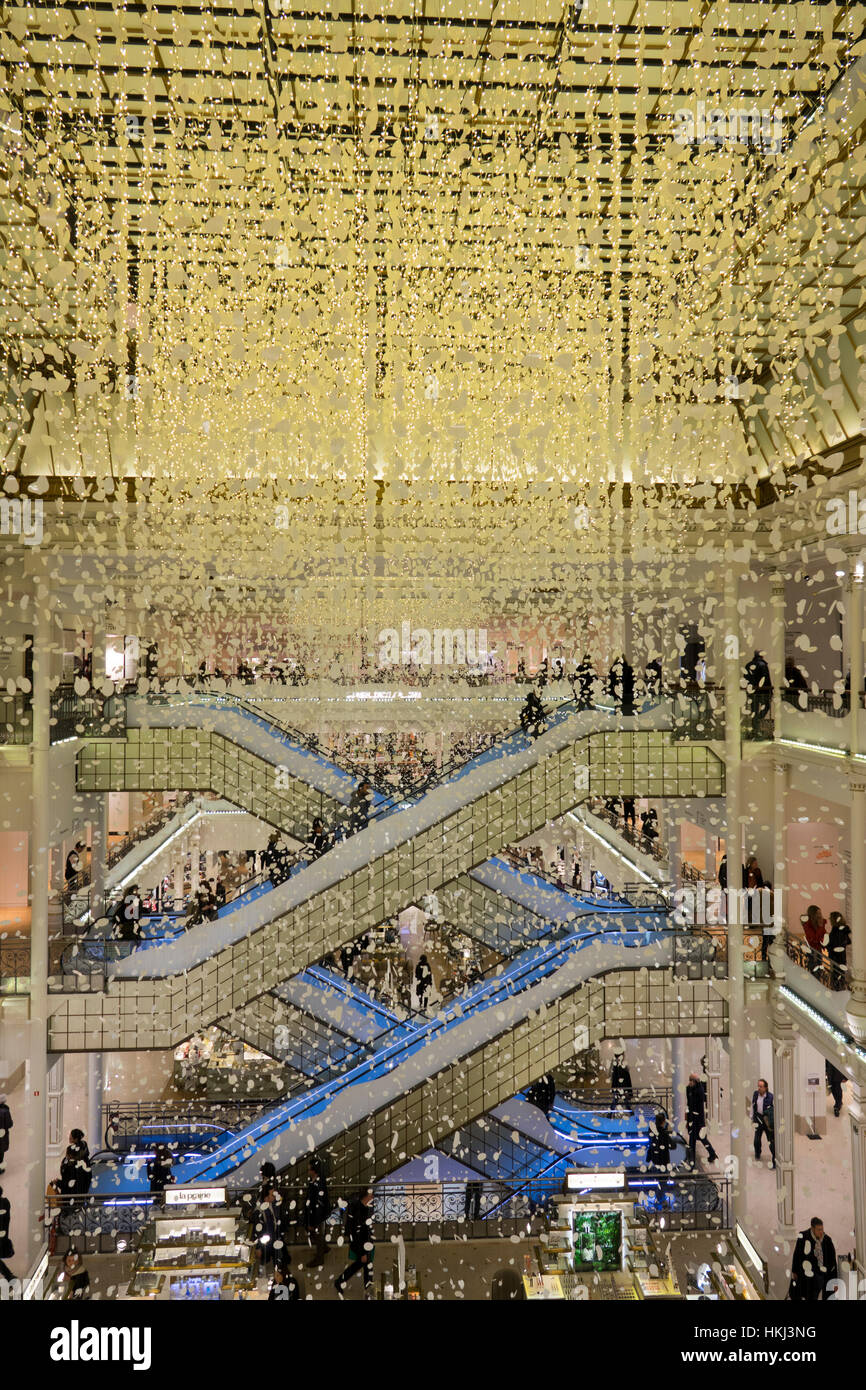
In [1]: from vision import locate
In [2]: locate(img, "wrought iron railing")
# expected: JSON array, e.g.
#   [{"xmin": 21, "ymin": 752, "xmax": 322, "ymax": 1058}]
[
  {"xmin": 784, "ymin": 932, "xmax": 849, "ymax": 992},
  {"xmin": 782, "ymin": 686, "xmax": 866, "ymax": 719},
  {"xmin": 43, "ymin": 1171, "xmax": 731, "ymax": 1256},
  {"xmin": 0, "ymin": 942, "xmax": 30, "ymax": 994}
]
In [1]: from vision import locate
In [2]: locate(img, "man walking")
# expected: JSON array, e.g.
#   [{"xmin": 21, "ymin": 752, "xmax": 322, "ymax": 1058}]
[
  {"xmin": 789, "ymin": 1217, "xmax": 838, "ymax": 1300},
  {"xmin": 335, "ymin": 1188, "xmax": 375, "ymax": 1299},
  {"xmin": 751, "ymin": 1078, "xmax": 775, "ymax": 1166},
  {"xmin": 685, "ymin": 1072, "xmax": 719, "ymax": 1166}
]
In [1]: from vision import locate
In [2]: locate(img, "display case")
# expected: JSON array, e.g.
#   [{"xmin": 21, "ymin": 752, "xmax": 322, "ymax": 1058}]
[
  {"xmin": 708, "ymin": 1238, "xmax": 765, "ymax": 1301},
  {"xmin": 126, "ymin": 1210, "xmax": 255, "ymax": 1300},
  {"xmin": 173, "ymin": 1030, "xmax": 286, "ymax": 1099},
  {"xmin": 540, "ymin": 1194, "xmax": 682, "ymax": 1301}
]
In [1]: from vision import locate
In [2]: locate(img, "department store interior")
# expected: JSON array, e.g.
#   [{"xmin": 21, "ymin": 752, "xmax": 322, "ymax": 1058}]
[{"xmin": 1, "ymin": 0, "xmax": 866, "ymax": 1315}]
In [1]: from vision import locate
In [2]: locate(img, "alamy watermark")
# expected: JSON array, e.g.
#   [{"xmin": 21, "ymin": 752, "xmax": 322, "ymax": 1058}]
[
  {"xmin": 673, "ymin": 883, "xmax": 776, "ymax": 927},
  {"xmin": 825, "ymin": 489, "xmax": 866, "ymax": 536},
  {"xmin": 674, "ymin": 102, "xmax": 784, "ymax": 153},
  {"xmin": 0, "ymin": 495, "xmax": 43, "ymax": 545},
  {"xmin": 378, "ymin": 620, "xmax": 488, "ymax": 668}
]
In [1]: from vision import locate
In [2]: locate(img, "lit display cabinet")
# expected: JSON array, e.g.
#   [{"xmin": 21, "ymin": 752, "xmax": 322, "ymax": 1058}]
[{"xmin": 126, "ymin": 1210, "xmax": 255, "ymax": 1301}]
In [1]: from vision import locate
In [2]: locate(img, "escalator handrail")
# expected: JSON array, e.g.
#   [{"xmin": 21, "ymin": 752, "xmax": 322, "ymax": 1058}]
[{"xmin": 189, "ymin": 911, "xmax": 674, "ymax": 1174}]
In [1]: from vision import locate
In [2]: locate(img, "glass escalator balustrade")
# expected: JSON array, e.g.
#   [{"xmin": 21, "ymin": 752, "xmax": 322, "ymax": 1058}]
[{"xmin": 89, "ymin": 909, "xmax": 670, "ymax": 1191}]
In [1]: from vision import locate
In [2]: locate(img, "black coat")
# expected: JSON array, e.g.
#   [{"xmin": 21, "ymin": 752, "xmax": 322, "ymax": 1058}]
[
  {"xmin": 647, "ymin": 1124, "xmax": 673, "ymax": 1168},
  {"xmin": 60, "ymin": 1144, "xmax": 92, "ymax": 1196},
  {"xmin": 345, "ymin": 1200, "xmax": 374, "ymax": 1259},
  {"xmin": 147, "ymin": 1155, "xmax": 173, "ymax": 1192},
  {"xmin": 686, "ymin": 1080, "xmax": 707, "ymax": 1127},
  {"xmin": 827, "ymin": 922, "xmax": 851, "ymax": 962},
  {"xmin": 0, "ymin": 1195, "xmax": 13, "ymax": 1259},
  {"xmin": 751, "ymin": 1091, "xmax": 774, "ymax": 1127},
  {"xmin": 304, "ymin": 1175, "xmax": 330, "ymax": 1228},
  {"xmin": 0, "ymin": 1101, "xmax": 11, "ymax": 1157},
  {"xmin": 789, "ymin": 1229, "xmax": 837, "ymax": 1299},
  {"xmin": 611, "ymin": 1063, "xmax": 632, "ymax": 1092}
]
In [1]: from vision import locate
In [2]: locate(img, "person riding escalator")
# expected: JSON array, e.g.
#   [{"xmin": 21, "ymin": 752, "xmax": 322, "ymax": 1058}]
[{"xmin": 520, "ymin": 689, "xmax": 546, "ymax": 739}]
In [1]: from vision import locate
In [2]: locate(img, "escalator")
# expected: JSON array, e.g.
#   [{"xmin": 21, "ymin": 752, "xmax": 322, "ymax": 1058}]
[
  {"xmin": 86, "ymin": 907, "xmax": 681, "ymax": 1192},
  {"xmin": 53, "ymin": 695, "xmax": 722, "ymax": 1049}
]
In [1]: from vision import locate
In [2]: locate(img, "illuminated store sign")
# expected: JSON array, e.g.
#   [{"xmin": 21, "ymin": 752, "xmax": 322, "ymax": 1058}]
[
  {"xmin": 565, "ymin": 1170, "xmax": 626, "ymax": 1191},
  {"xmin": 165, "ymin": 1185, "xmax": 227, "ymax": 1206}
]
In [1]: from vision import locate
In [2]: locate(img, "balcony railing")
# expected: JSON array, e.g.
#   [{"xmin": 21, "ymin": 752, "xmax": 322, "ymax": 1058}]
[
  {"xmin": 44, "ymin": 1171, "xmax": 731, "ymax": 1257},
  {"xmin": 784, "ymin": 931, "xmax": 849, "ymax": 992},
  {"xmin": 0, "ymin": 682, "xmax": 127, "ymax": 747}
]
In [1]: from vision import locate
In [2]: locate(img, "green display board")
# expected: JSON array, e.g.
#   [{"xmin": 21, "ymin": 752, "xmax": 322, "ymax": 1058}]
[{"xmin": 572, "ymin": 1210, "xmax": 622, "ymax": 1272}]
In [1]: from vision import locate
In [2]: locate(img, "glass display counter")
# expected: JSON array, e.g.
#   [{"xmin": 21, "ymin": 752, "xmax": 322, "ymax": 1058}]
[
  {"xmin": 538, "ymin": 1195, "xmax": 683, "ymax": 1301},
  {"xmin": 126, "ymin": 1210, "xmax": 255, "ymax": 1301},
  {"xmin": 173, "ymin": 1030, "xmax": 287, "ymax": 1100},
  {"xmin": 708, "ymin": 1238, "xmax": 764, "ymax": 1301}
]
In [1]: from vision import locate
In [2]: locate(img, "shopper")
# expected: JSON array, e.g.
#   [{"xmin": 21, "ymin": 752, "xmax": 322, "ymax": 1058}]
[
  {"xmin": 65, "ymin": 841, "xmax": 85, "ymax": 883},
  {"xmin": 826, "ymin": 1060, "xmax": 846, "ymax": 1117},
  {"xmin": 788, "ymin": 1218, "xmax": 837, "ymax": 1300},
  {"xmin": 575, "ymin": 655, "xmax": 595, "ymax": 710},
  {"xmin": 303, "ymin": 1159, "xmax": 330, "ymax": 1269},
  {"xmin": 744, "ymin": 650, "xmax": 772, "ymax": 736},
  {"xmin": 147, "ymin": 1142, "xmax": 174, "ymax": 1206},
  {"xmin": 646, "ymin": 1112, "xmax": 674, "ymax": 1169},
  {"xmin": 334, "ymin": 1188, "xmax": 375, "ymax": 1299},
  {"xmin": 610, "ymin": 1052, "xmax": 633, "ymax": 1108},
  {"xmin": 308, "ymin": 817, "xmax": 330, "ymax": 859},
  {"xmin": 827, "ymin": 912, "xmax": 851, "ymax": 988},
  {"xmin": 347, "ymin": 778, "xmax": 373, "ymax": 833},
  {"xmin": 60, "ymin": 1131, "xmax": 92, "ymax": 1202},
  {"xmin": 520, "ymin": 689, "xmax": 545, "ymax": 738},
  {"xmin": 414, "ymin": 954, "xmax": 433, "ymax": 1011},
  {"xmin": 622, "ymin": 796, "xmax": 636, "ymax": 830},
  {"xmin": 640, "ymin": 808, "xmax": 659, "ymax": 849},
  {"xmin": 751, "ymin": 1079, "xmax": 775, "ymax": 1167},
  {"xmin": 252, "ymin": 1179, "xmax": 283, "ymax": 1273},
  {"xmin": 802, "ymin": 904, "xmax": 827, "ymax": 974},
  {"xmin": 60, "ymin": 1248, "xmax": 91, "ymax": 1301},
  {"xmin": 745, "ymin": 855, "xmax": 764, "ymax": 889},
  {"xmin": 464, "ymin": 1179, "xmax": 483, "ymax": 1222},
  {"xmin": 0, "ymin": 1185, "xmax": 14, "ymax": 1282},
  {"xmin": 685, "ymin": 1073, "xmax": 719, "ymax": 1166},
  {"xmin": 269, "ymin": 1254, "xmax": 300, "ymax": 1301},
  {"xmin": 0, "ymin": 1095, "xmax": 11, "ymax": 1174}
]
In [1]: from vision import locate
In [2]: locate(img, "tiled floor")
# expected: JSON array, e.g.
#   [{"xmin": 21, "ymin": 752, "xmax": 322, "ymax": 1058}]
[{"xmin": 743, "ymin": 1084, "xmax": 855, "ymax": 1298}]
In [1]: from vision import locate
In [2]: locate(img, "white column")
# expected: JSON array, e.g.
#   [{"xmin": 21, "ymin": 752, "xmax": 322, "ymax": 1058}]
[
  {"xmin": 91, "ymin": 616, "xmax": 109, "ymax": 695},
  {"xmin": 772, "ymin": 1029, "xmax": 797, "ymax": 1237},
  {"xmin": 724, "ymin": 563, "xmax": 748, "ymax": 1212},
  {"xmin": 704, "ymin": 832, "xmax": 717, "ymax": 883},
  {"xmin": 25, "ymin": 584, "xmax": 51, "ymax": 1265},
  {"xmin": 769, "ymin": 575, "xmax": 786, "ymax": 736},
  {"xmin": 86, "ymin": 1052, "xmax": 104, "ymax": 1157},
  {"xmin": 705, "ymin": 1034, "xmax": 722, "ymax": 1126},
  {"xmin": 772, "ymin": 757, "xmax": 788, "ymax": 946},
  {"xmin": 847, "ymin": 778, "xmax": 866, "ymax": 1042},
  {"xmin": 88, "ymin": 794, "xmax": 109, "ymax": 911},
  {"xmin": 665, "ymin": 814, "xmax": 682, "ymax": 889},
  {"xmin": 848, "ymin": 571, "xmax": 864, "ymax": 757},
  {"xmin": 850, "ymin": 1081, "xmax": 866, "ymax": 1276},
  {"xmin": 670, "ymin": 1037, "xmax": 688, "ymax": 1135},
  {"xmin": 173, "ymin": 858, "xmax": 185, "ymax": 911}
]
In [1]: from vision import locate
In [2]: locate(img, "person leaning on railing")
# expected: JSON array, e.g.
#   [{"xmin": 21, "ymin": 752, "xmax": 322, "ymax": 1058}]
[
  {"xmin": 802, "ymin": 905, "xmax": 828, "ymax": 976},
  {"xmin": 827, "ymin": 912, "xmax": 851, "ymax": 990}
]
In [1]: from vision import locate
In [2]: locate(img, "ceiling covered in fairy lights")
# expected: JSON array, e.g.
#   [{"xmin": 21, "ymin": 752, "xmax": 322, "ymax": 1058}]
[{"xmin": 1, "ymin": 1, "xmax": 865, "ymax": 632}]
